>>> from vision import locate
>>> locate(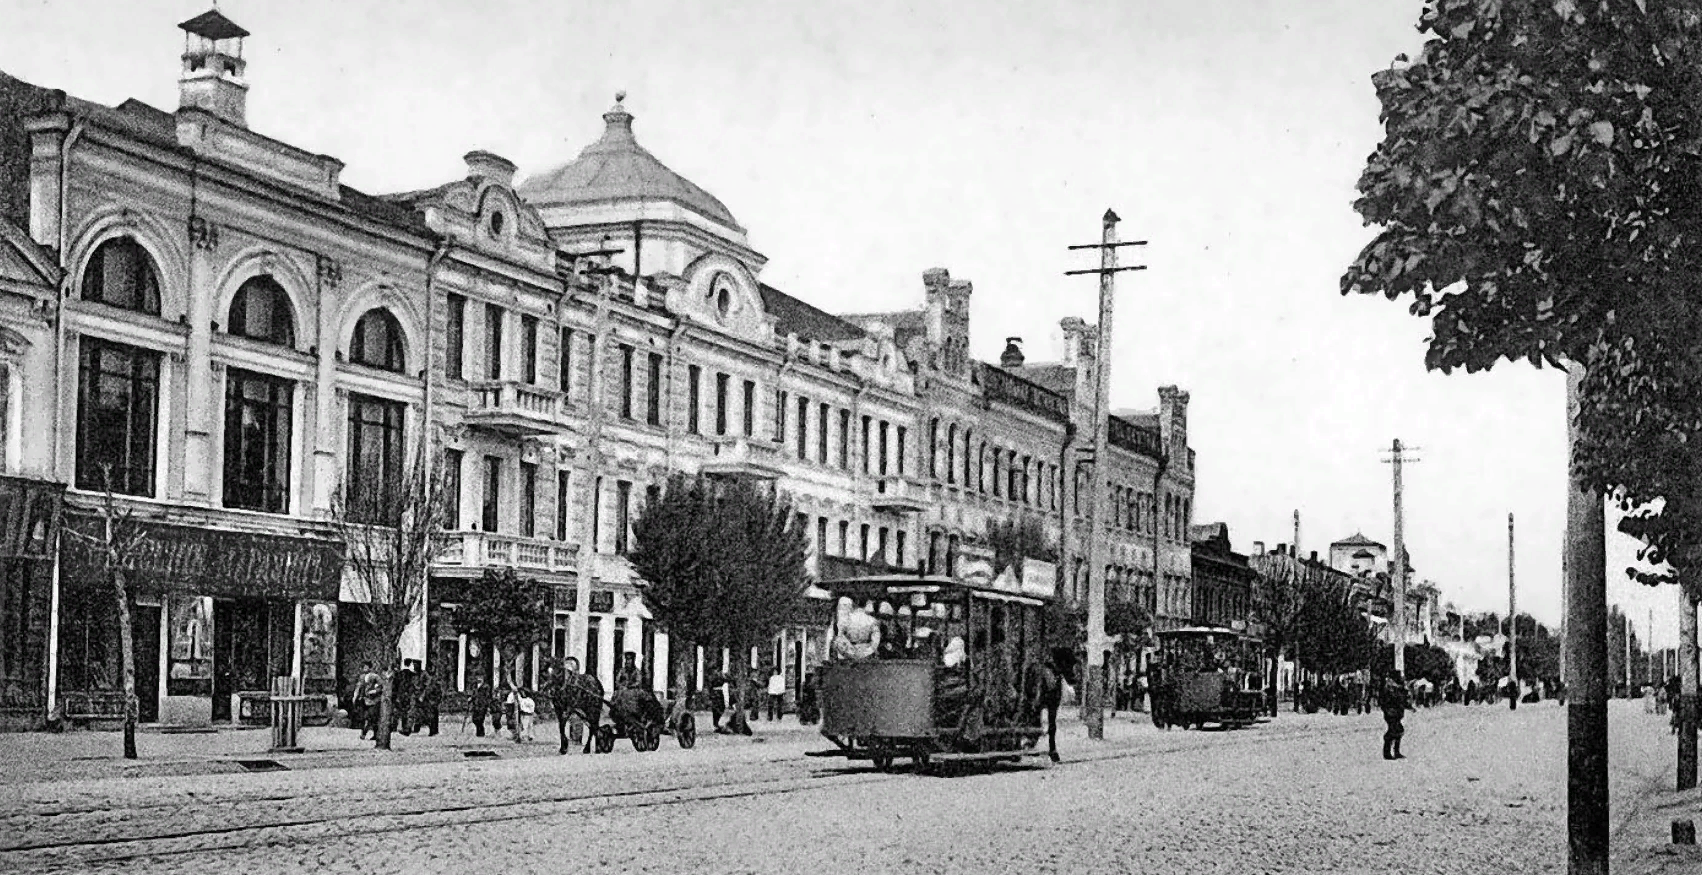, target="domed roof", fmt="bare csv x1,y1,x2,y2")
517,94,742,231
